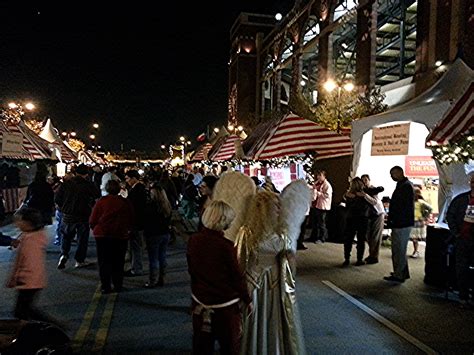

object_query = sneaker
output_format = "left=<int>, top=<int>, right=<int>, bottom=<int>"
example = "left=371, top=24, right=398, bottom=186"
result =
left=342, top=259, right=350, bottom=267
left=74, top=261, right=91, bottom=268
left=410, top=251, right=420, bottom=258
left=57, top=256, right=67, bottom=270
left=355, top=260, right=366, bottom=266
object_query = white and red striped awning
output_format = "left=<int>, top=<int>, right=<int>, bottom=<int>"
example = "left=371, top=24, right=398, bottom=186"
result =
left=249, top=113, right=353, bottom=160
left=4, top=121, right=55, bottom=161
left=209, top=135, right=241, bottom=161
left=0, top=121, right=34, bottom=160
left=426, top=82, right=474, bottom=145
left=190, top=143, right=213, bottom=161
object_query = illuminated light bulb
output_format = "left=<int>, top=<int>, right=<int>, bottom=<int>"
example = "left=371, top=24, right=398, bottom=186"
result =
left=343, top=82, right=354, bottom=92
left=323, top=79, right=337, bottom=92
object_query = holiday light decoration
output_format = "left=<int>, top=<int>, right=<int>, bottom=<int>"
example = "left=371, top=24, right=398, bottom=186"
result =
left=429, top=131, right=474, bottom=165
left=201, top=153, right=317, bottom=183
left=24, top=119, right=45, bottom=134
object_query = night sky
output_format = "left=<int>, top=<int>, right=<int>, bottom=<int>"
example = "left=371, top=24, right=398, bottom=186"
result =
left=0, top=1, right=293, bottom=152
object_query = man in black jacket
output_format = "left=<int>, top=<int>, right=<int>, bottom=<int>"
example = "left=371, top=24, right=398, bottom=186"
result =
left=55, top=164, right=100, bottom=269
left=124, top=169, right=148, bottom=276
left=384, top=166, right=414, bottom=283
left=447, top=173, right=474, bottom=307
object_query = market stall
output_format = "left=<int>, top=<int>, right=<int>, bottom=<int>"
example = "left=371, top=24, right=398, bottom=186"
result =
left=208, top=134, right=242, bottom=161
left=39, top=118, right=78, bottom=163
left=351, top=59, right=474, bottom=213
left=189, top=142, right=213, bottom=162
left=1, top=120, right=57, bottom=213
left=425, top=81, right=474, bottom=218
left=244, top=113, right=353, bottom=193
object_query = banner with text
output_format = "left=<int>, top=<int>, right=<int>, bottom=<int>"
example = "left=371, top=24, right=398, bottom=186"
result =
left=371, top=123, right=410, bottom=156
left=405, top=156, right=439, bottom=177
left=1, top=132, right=23, bottom=156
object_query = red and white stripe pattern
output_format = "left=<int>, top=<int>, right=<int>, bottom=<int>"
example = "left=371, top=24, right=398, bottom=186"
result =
left=0, top=121, right=34, bottom=160
left=427, top=82, right=474, bottom=145
left=191, top=143, right=212, bottom=161
left=6, top=121, right=54, bottom=161
left=57, top=141, right=78, bottom=162
left=209, top=135, right=240, bottom=161
left=252, top=114, right=353, bottom=160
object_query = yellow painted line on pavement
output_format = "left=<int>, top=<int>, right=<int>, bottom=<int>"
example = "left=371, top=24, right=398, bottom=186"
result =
left=92, top=292, right=118, bottom=353
left=72, top=284, right=102, bottom=352
left=322, top=280, right=438, bottom=355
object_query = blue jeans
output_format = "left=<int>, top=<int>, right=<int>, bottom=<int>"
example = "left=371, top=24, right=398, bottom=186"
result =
left=145, top=233, right=170, bottom=272
left=60, top=222, right=90, bottom=263
left=391, top=227, right=412, bottom=280
left=55, top=210, right=63, bottom=245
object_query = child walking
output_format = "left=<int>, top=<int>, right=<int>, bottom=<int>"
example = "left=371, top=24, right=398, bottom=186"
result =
left=6, top=207, right=51, bottom=322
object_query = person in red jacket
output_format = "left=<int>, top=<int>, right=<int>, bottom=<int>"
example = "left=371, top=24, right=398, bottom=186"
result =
left=187, top=200, right=252, bottom=355
left=90, top=180, right=134, bottom=294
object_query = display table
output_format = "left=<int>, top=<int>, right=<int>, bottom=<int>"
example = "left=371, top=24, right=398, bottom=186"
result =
left=424, top=224, right=456, bottom=289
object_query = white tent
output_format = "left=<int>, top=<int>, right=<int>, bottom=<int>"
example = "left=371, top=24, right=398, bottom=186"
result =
left=39, top=118, right=77, bottom=162
left=351, top=59, right=474, bottom=217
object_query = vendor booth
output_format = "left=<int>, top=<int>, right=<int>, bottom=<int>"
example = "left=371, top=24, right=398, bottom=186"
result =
left=189, top=143, right=213, bottom=163
left=39, top=118, right=78, bottom=163
left=351, top=59, right=474, bottom=214
left=244, top=113, right=353, bottom=193
left=208, top=135, right=241, bottom=162
left=1, top=120, right=57, bottom=213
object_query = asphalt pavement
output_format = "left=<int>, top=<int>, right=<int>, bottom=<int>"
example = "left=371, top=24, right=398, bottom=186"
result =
left=1, top=216, right=473, bottom=354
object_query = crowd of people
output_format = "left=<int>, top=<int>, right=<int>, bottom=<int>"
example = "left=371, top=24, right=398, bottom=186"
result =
left=1, top=161, right=473, bottom=354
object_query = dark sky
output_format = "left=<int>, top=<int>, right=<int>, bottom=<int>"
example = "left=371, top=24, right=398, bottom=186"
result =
left=0, top=1, right=293, bottom=151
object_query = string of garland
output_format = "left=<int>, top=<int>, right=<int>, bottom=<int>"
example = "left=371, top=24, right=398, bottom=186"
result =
left=429, top=131, right=473, bottom=165
left=200, top=153, right=316, bottom=183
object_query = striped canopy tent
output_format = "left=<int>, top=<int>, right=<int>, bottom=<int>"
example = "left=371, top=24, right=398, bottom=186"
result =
left=39, top=118, right=78, bottom=162
left=246, top=113, right=353, bottom=160
left=426, top=82, right=474, bottom=146
left=208, top=135, right=242, bottom=161
left=5, top=120, right=55, bottom=161
left=190, top=143, right=213, bottom=162
left=0, top=120, right=37, bottom=160
left=78, top=150, right=104, bottom=165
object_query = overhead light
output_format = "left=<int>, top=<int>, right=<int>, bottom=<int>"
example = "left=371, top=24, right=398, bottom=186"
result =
left=300, top=80, right=306, bottom=86
left=275, top=13, right=282, bottom=21
left=435, top=60, right=442, bottom=67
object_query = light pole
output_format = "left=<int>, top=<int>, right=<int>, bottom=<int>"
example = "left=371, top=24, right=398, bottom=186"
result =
left=323, top=79, right=354, bottom=133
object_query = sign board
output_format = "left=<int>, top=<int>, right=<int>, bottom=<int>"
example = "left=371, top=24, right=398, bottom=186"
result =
left=371, top=123, right=410, bottom=156
left=405, top=156, right=439, bottom=177
left=1, top=132, right=23, bottom=156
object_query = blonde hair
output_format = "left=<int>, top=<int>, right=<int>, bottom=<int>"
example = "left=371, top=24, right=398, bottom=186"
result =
left=245, top=190, right=281, bottom=248
left=202, top=200, right=236, bottom=231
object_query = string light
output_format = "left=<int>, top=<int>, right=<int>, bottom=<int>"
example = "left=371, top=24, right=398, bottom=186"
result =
left=430, top=131, right=473, bottom=165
